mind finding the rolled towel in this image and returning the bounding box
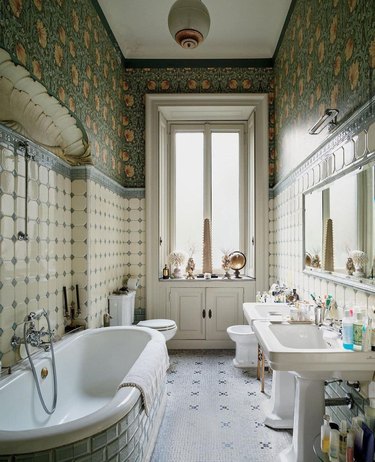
[118,338,169,415]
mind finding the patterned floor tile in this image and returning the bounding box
[151,350,292,462]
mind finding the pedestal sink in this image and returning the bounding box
[252,320,375,462]
[243,303,295,429]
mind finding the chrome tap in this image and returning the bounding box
[11,311,55,352]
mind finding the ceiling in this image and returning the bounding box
[96,0,293,60]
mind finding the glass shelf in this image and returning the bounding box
[313,434,330,462]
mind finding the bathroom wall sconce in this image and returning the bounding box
[308,109,339,135]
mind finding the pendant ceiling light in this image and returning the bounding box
[168,0,210,49]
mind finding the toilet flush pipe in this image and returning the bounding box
[16,141,35,241]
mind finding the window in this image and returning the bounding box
[166,122,249,274]
[145,94,270,311]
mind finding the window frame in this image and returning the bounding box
[168,121,248,273]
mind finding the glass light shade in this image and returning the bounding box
[168,0,210,48]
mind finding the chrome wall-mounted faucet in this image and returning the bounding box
[11,310,54,352]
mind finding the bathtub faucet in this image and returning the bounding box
[11,311,55,352]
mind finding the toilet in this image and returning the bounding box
[108,292,177,341]
[137,319,177,341]
[227,324,257,367]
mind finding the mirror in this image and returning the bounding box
[303,163,375,289]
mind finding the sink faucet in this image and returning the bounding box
[11,311,54,352]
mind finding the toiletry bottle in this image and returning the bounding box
[352,416,364,460]
[363,316,372,352]
[292,289,299,302]
[339,420,347,462]
[342,309,354,350]
[346,431,354,462]
[321,414,331,453]
[162,264,170,279]
[329,428,340,461]
[353,311,363,351]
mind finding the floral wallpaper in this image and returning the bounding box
[122,66,275,186]
[274,0,375,182]
[0,0,275,187]
[1,0,129,185]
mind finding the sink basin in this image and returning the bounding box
[252,320,375,462]
[243,302,290,325]
[252,320,375,380]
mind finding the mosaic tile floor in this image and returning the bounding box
[151,350,292,462]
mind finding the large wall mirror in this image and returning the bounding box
[303,161,375,292]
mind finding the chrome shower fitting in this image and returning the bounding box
[15,141,35,242]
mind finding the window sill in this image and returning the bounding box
[303,268,375,295]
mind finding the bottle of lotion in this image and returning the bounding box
[353,311,363,351]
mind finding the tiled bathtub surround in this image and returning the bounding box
[0,388,166,462]
[0,125,146,365]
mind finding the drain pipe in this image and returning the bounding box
[16,141,35,241]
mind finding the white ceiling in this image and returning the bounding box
[97,0,292,60]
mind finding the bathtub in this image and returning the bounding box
[0,326,168,461]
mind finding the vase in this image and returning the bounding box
[173,266,183,279]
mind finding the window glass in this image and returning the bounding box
[211,132,240,268]
[174,132,204,269]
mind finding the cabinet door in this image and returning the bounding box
[169,288,205,339]
[206,288,244,340]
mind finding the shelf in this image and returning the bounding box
[313,434,329,462]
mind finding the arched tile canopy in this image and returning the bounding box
[0,48,91,165]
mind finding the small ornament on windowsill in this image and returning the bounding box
[186,257,196,279]
[168,250,186,279]
[221,250,231,279]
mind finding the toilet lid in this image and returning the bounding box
[138,319,177,331]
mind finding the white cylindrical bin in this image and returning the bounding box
[108,292,135,326]
[227,325,258,367]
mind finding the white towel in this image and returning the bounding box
[118,338,169,415]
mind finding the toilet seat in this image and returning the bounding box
[137,319,177,331]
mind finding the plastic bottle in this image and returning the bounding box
[352,416,364,460]
[363,316,372,352]
[329,428,340,461]
[321,414,331,453]
[342,310,354,350]
[353,311,363,351]
[339,420,347,462]
[346,431,354,462]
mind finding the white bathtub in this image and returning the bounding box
[0,326,168,457]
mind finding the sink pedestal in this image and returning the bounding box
[279,375,324,462]
[263,371,295,429]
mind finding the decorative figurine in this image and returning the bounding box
[345,257,355,275]
[186,257,196,279]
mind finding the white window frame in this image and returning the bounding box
[145,94,269,318]
[169,122,247,273]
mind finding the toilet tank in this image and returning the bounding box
[108,292,135,326]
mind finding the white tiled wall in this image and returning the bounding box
[0,128,146,365]
[86,180,146,328]
[0,141,72,366]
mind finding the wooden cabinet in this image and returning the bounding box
[169,287,244,342]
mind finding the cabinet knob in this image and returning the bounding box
[208,309,212,318]
[202,309,206,318]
